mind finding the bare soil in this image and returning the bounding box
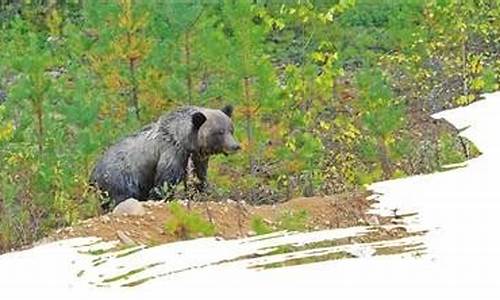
[49,190,393,247]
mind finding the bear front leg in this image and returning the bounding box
[192,153,209,192]
[152,153,187,200]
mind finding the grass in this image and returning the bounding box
[164,201,216,240]
[250,209,311,236]
[121,276,156,287]
[374,242,426,256]
[101,262,163,283]
[276,209,310,232]
[115,246,146,258]
[250,216,273,235]
[250,251,356,269]
[81,248,109,256]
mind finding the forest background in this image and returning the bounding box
[0,0,498,252]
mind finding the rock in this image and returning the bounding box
[367,215,380,226]
[33,237,53,247]
[143,201,156,208]
[112,198,145,216]
[101,215,111,224]
[263,218,273,225]
[247,230,256,237]
[116,230,136,246]
[350,244,375,258]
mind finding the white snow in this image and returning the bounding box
[1,92,499,300]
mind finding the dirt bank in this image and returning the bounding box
[49,190,395,247]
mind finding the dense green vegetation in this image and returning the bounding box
[0,0,498,252]
[250,209,310,235]
[164,201,216,239]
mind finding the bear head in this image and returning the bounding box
[197,105,240,156]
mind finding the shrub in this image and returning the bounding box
[250,216,273,236]
[277,209,310,232]
[164,201,216,240]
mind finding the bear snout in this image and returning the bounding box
[223,138,241,154]
[230,143,241,151]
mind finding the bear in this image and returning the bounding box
[90,105,240,208]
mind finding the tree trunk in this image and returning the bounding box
[127,31,140,120]
[377,136,392,179]
[184,31,193,104]
[34,99,44,154]
[462,34,468,97]
[243,77,255,176]
[128,57,139,120]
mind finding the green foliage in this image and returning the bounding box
[0,0,497,252]
[164,201,216,240]
[250,215,273,236]
[250,209,310,235]
[354,68,406,179]
[381,0,499,111]
[438,133,468,167]
[336,0,424,68]
[277,210,310,232]
[356,69,405,137]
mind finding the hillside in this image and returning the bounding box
[1,0,498,253]
[0,92,498,299]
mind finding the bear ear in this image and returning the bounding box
[221,104,233,118]
[192,112,207,130]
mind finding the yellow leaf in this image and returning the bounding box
[47,9,63,36]
[0,121,15,142]
[319,120,331,130]
[311,51,325,62]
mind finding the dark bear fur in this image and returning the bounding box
[90,105,239,207]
